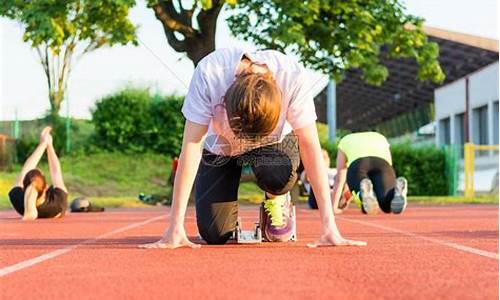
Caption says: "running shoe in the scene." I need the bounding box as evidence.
[261,192,295,242]
[391,177,408,214]
[360,178,380,215]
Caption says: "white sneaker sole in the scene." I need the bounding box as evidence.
[391,177,408,214]
[360,179,379,215]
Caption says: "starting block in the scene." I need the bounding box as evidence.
[233,218,262,244]
[231,203,297,244]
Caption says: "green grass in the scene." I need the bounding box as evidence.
[0,152,171,209]
[60,152,170,197]
[1,150,497,210]
[408,195,498,205]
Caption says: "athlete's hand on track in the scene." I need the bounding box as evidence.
[139,226,201,249]
[307,226,367,248]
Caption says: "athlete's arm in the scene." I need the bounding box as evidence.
[46,135,67,193]
[14,127,51,187]
[294,123,366,247]
[331,150,347,214]
[140,120,207,249]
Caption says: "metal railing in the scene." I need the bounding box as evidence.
[464,143,499,198]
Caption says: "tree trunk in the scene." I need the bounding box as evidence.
[184,37,215,66]
[152,0,223,67]
[48,89,64,123]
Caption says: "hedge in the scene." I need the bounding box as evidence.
[91,88,185,156]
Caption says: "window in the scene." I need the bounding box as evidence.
[493,101,499,145]
[439,117,450,145]
[472,105,488,145]
[454,113,465,145]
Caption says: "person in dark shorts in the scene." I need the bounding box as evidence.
[331,132,408,215]
[9,127,68,220]
[140,48,365,249]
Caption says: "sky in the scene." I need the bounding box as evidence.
[0,0,498,120]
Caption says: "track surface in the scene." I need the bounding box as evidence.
[1,204,498,299]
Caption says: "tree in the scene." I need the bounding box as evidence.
[146,0,235,66]
[227,0,445,84]
[1,1,138,119]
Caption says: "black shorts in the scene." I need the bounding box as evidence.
[9,186,68,218]
[195,134,300,244]
[346,157,396,213]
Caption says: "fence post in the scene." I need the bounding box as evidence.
[464,143,475,198]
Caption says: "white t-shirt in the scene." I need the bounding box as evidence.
[182,48,317,156]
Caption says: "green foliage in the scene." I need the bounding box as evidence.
[149,97,185,155]
[146,0,236,10]
[11,118,94,161]
[0,0,137,50]
[227,0,445,85]
[92,88,153,152]
[14,136,39,163]
[91,88,185,156]
[391,143,448,196]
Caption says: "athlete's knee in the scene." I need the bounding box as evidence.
[195,201,237,245]
[199,227,233,245]
[254,166,298,195]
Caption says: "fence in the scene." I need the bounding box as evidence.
[0,135,16,170]
[463,143,500,198]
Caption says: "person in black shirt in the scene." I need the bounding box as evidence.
[9,127,68,220]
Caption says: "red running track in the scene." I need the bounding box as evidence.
[0,204,498,300]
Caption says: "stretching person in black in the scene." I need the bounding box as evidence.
[9,127,68,220]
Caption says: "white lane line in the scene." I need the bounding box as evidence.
[0,214,165,277]
[339,217,499,260]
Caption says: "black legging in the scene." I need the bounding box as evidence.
[195,134,300,244]
[346,156,396,213]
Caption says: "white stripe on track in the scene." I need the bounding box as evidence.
[0,214,165,277]
[339,217,499,260]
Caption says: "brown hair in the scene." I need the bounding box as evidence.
[23,169,46,199]
[224,72,281,139]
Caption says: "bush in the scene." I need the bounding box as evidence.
[91,88,185,156]
[149,96,184,156]
[321,139,449,196]
[391,144,448,196]
[12,116,93,162]
[15,135,39,163]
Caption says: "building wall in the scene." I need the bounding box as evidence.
[434,61,499,193]
[435,61,499,146]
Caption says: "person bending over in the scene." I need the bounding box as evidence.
[9,127,68,220]
[141,48,365,248]
[331,131,408,215]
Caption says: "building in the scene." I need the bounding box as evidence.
[314,26,498,139]
[435,60,498,193]
[313,27,499,194]
[435,62,499,147]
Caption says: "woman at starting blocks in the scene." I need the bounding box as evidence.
[141,48,366,248]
